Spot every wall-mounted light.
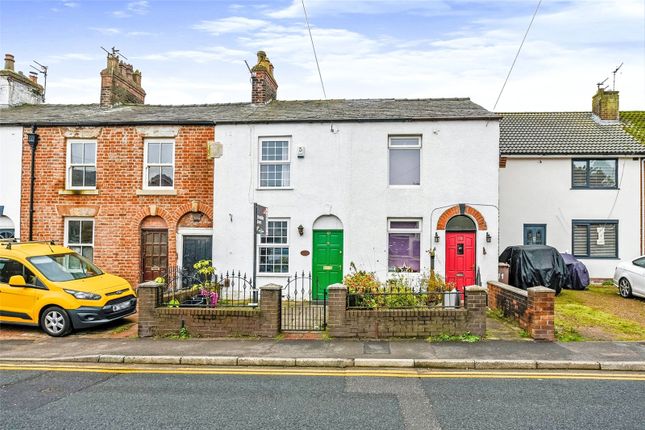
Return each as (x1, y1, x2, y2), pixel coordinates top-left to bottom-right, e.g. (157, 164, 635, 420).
(486, 232, 492, 243)
(434, 232, 440, 243)
(297, 225, 304, 236)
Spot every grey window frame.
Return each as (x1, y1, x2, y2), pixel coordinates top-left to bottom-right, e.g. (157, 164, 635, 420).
(571, 158, 618, 189)
(571, 219, 618, 259)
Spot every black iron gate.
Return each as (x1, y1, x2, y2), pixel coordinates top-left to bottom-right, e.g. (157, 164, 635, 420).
(281, 271, 327, 331)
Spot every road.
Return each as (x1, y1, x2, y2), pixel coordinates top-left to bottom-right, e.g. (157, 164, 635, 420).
(1, 365, 644, 430)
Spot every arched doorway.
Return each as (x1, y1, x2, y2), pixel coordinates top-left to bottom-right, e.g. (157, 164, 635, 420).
(312, 215, 343, 300)
(445, 215, 476, 290)
(177, 211, 213, 271)
(140, 216, 168, 282)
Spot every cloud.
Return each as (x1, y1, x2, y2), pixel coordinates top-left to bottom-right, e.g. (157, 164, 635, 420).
(132, 46, 247, 64)
(193, 16, 270, 35)
(63, 2, 79, 8)
(113, 0, 150, 18)
(268, 0, 452, 19)
(90, 27, 121, 35)
(46, 53, 97, 63)
(127, 31, 156, 37)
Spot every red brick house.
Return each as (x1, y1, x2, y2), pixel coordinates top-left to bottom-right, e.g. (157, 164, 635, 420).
(4, 54, 216, 287)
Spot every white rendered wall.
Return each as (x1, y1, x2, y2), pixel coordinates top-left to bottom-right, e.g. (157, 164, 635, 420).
(499, 157, 642, 278)
(213, 120, 499, 289)
(0, 76, 42, 108)
(0, 126, 23, 236)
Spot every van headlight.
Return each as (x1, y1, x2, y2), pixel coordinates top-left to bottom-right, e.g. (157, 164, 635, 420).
(64, 289, 101, 300)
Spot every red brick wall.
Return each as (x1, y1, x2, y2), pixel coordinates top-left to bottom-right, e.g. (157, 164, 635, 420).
(20, 125, 214, 287)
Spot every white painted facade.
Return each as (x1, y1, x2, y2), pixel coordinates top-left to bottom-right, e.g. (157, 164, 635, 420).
(499, 156, 643, 278)
(0, 75, 42, 108)
(213, 120, 499, 289)
(0, 126, 23, 237)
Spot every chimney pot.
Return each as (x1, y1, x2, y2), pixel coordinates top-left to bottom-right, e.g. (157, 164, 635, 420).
(28, 72, 38, 84)
(100, 53, 146, 107)
(4, 53, 15, 71)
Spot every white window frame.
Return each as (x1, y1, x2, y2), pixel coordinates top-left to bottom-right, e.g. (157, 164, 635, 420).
(388, 135, 422, 187)
(258, 218, 290, 275)
(66, 139, 97, 190)
(143, 139, 175, 190)
(387, 218, 422, 273)
(64, 217, 95, 261)
(258, 137, 292, 189)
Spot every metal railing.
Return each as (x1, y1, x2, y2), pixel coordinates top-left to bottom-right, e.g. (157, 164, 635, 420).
(160, 267, 257, 308)
(346, 284, 465, 310)
(281, 272, 327, 331)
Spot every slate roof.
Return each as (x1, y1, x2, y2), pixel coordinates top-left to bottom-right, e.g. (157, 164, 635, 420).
(0, 98, 498, 126)
(499, 112, 645, 155)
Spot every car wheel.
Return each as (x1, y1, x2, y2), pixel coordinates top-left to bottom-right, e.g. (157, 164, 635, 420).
(618, 278, 632, 298)
(40, 306, 72, 337)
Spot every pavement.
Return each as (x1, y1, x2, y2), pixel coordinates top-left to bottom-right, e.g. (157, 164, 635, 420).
(1, 336, 644, 371)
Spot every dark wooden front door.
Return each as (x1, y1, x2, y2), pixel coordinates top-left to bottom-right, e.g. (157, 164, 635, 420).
(141, 229, 168, 282)
(445, 232, 476, 291)
(182, 235, 212, 270)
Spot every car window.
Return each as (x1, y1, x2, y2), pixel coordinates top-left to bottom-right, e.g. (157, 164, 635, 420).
(633, 257, 645, 269)
(0, 257, 45, 287)
(28, 253, 102, 282)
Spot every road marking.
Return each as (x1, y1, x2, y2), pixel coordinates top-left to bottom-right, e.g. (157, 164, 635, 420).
(1, 363, 644, 381)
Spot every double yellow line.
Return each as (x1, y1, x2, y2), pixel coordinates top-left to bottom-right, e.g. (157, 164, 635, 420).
(1, 362, 644, 381)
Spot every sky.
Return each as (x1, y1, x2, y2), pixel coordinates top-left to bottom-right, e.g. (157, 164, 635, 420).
(0, 0, 643, 111)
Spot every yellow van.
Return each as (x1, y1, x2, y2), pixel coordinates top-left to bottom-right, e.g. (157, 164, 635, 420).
(0, 240, 136, 336)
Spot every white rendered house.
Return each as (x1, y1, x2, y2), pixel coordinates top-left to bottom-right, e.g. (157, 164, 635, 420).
(212, 54, 500, 296)
(499, 89, 645, 279)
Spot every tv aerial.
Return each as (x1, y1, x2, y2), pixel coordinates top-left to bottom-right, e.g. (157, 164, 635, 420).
(611, 62, 623, 90)
(101, 46, 128, 61)
(596, 77, 608, 90)
(29, 60, 48, 102)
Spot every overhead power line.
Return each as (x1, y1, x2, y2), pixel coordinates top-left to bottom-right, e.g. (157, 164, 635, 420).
(302, 0, 327, 99)
(492, 0, 542, 111)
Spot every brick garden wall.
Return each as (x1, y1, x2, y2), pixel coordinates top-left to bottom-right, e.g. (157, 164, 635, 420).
(20, 125, 214, 287)
(327, 285, 487, 338)
(487, 281, 555, 341)
(138, 283, 281, 338)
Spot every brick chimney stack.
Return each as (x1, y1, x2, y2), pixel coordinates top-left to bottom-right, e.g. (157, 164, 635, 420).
(251, 51, 277, 104)
(592, 88, 619, 122)
(100, 53, 146, 107)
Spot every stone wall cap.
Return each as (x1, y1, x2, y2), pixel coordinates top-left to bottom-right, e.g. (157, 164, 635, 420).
(259, 283, 282, 291)
(138, 281, 162, 288)
(327, 284, 347, 291)
(465, 285, 487, 292)
(527, 286, 555, 294)
(487, 281, 528, 297)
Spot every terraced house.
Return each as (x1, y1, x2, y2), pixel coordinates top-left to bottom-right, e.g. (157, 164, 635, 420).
(499, 89, 645, 279)
(0, 53, 215, 287)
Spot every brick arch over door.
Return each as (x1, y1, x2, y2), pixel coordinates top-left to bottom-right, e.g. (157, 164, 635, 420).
(436, 205, 487, 231)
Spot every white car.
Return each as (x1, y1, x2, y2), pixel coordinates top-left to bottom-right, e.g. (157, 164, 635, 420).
(613, 256, 645, 299)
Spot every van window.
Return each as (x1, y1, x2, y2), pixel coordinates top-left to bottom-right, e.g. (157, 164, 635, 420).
(28, 253, 102, 282)
(0, 258, 45, 287)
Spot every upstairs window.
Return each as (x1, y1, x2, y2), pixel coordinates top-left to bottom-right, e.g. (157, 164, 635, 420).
(145, 140, 174, 188)
(67, 140, 96, 189)
(389, 136, 421, 186)
(572, 220, 618, 258)
(572, 159, 617, 189)
(259, 138, 290, 188)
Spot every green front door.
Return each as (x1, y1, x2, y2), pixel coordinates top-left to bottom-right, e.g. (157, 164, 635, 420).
(312, 230, 343, 300)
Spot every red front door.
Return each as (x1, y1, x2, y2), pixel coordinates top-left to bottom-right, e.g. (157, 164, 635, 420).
(445, 232, 476, 291)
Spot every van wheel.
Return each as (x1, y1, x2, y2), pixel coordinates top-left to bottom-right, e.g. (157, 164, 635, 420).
(40, 307, 72, 337)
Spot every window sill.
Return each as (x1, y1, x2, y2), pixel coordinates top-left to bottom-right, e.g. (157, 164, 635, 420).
(573, 256, 619, 260)
(256, 187, 294, 191)
(257, 273, 292, 277)
(570, 187, 619, 191)
(136, 189, 178, 196)
(58, 189, 99, 195)
(388, 185, 421, 189)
